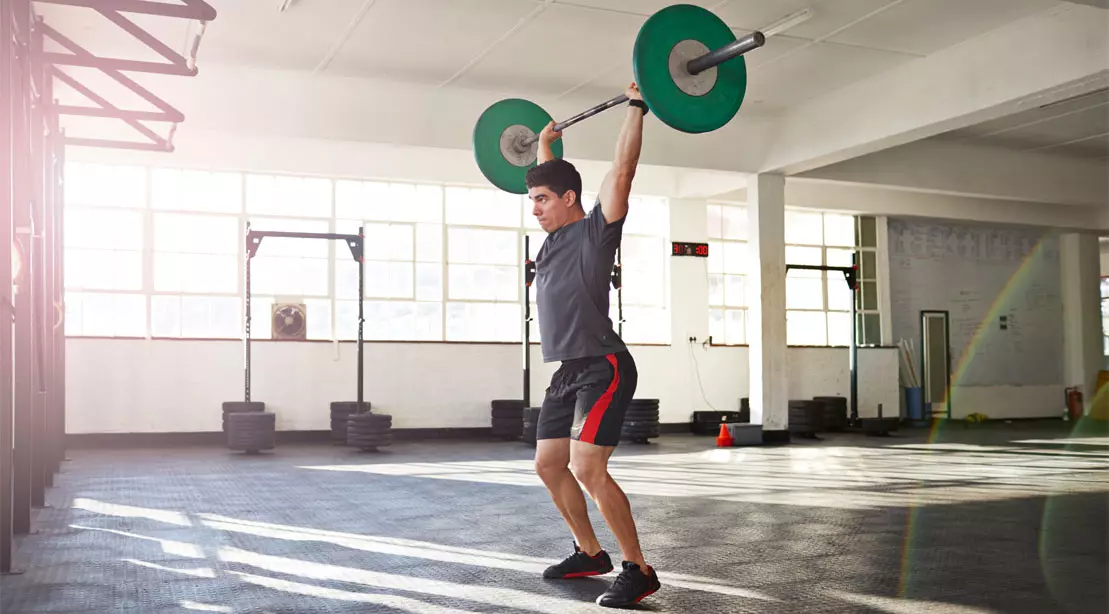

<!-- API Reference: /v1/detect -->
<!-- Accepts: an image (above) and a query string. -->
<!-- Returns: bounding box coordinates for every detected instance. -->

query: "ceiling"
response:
[34,0,1067,114]
[935,88,1109,159]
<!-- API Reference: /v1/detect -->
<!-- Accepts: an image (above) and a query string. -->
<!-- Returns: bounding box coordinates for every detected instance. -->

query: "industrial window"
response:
[707,204,880,347]
[61,162,669,344]
[1101,276,1109,357]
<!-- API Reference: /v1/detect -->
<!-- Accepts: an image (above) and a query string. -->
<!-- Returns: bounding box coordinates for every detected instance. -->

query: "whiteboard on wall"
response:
[888,219,1063,387]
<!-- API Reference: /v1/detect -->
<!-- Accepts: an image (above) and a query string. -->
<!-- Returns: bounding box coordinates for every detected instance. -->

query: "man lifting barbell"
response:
[526,82,660,609]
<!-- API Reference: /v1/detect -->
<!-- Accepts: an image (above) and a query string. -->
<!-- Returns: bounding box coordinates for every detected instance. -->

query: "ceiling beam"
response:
[759,2,1109,176]
[798,139,1109,208]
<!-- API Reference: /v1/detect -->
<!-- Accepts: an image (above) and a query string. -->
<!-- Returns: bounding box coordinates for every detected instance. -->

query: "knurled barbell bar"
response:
[473,4,766,194]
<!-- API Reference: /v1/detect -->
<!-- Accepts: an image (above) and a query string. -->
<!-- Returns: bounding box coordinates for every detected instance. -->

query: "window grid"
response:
[707,204,881,347]
[62,162,672,345]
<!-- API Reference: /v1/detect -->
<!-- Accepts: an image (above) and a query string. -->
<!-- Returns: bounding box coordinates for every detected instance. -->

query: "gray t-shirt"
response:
[534,201,628,363]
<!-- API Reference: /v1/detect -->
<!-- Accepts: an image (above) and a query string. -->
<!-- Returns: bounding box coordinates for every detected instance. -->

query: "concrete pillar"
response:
[1060,233,1103,411]
[747,174,789,437]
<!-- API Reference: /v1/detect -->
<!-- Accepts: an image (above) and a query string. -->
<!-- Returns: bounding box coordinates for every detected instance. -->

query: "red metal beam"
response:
[38,52,196,76]
[33,0,216,22]
[97,8,187,67]
[53,104,182,122]
[64,137,172,151]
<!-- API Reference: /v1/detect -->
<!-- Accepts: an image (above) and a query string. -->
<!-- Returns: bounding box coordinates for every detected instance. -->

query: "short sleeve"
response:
[585,199,624,251]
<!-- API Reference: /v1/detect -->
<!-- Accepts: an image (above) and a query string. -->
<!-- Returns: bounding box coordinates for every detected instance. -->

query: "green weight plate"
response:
[633,4,747,133]
[473,98,564,194]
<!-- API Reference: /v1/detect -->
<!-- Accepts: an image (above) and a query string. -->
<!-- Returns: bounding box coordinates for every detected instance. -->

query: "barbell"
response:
[473,4,765,194]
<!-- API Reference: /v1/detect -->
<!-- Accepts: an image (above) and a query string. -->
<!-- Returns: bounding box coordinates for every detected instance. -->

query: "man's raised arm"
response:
[599,82,645,224]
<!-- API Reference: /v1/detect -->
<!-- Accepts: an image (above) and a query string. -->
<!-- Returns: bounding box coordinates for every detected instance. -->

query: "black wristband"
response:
[629,99,649,116]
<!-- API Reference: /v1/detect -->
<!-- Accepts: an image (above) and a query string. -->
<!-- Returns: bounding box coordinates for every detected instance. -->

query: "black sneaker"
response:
[543,543,614,579]
[596,561,661,608]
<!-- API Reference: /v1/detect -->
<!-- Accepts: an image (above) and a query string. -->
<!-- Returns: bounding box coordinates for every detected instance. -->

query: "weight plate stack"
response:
[788,400,825,438]
[330,401,371,443]
[813,396,848,432]
[622,398,660,444]
[226,411,276,454]
[222,401,264,434]
[522,406,540,446]
[346,412,392,452]
[491,399,526,440]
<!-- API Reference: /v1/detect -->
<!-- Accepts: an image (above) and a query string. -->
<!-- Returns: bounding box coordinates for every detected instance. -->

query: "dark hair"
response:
[525,158,582,208]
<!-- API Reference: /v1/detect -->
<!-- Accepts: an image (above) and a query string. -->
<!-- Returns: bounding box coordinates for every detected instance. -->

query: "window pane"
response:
[416,224,442,262]
[857,280,878,310]
[335,259,360,300]
[64,248,142,291]
[725,308,747,345]
[155,253,237,293]
[365,261,413,299]
[448,228,516,265]
[707,241,724,274]
[622,236,663,268]
[787,276,824,310]
[786,245,822,277]
[623,306,669,344]
[720,205,748,241]
[722,241,748,274]
[827,311,851,346]
[363,223,413,262]
[823,214,855,247]
[708,274,724,306]
[787,310,827,346]
[247,218,329,258]
[64,163,146,208]
[151,295,241,338]
[1100,278,1109,298]
[65,292,146,337]
[445,187,520,227]
[152,168,242,213]
[154,213,239,254]
[251,257,328,297]
[709,308,725,343]
[65,209,143,250]
[623,197,668,236]
[246,174,331,217]
[446,302,520,342]
[724,274,745,307]
[448,264,517,301]
[827,273,853,311]
[858,216,877,248]
[826,248,854,268]
[337,181,442,223]
[861,250,877,280]
[859,313,882,346]
[706,205,722,239]
[622,266,663,306]
[416,263,442,301]
[785,211,823,245]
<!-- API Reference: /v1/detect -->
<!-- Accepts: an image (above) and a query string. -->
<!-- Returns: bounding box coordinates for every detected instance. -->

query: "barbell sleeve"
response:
[517,93,630,148]
[686,31,766,75]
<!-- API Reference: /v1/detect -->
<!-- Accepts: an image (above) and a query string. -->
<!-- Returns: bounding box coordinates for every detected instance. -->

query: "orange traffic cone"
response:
[716,423,734,447]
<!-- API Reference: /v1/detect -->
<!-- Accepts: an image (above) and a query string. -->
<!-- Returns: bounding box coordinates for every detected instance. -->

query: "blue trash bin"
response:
[905,387,924,422]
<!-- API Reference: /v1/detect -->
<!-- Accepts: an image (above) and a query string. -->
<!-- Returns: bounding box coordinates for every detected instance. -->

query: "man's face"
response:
[528,185,577,233]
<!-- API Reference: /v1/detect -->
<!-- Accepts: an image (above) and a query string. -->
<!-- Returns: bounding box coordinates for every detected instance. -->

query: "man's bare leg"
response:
[535,437,603,555]
[568,440,646,569]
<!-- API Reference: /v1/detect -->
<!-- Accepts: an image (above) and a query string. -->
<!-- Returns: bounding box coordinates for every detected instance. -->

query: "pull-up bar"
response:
[786,259,861,424]
[242,224,367,411]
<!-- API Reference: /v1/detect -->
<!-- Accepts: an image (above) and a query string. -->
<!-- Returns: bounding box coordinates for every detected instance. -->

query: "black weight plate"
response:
[223,401,265,414]
[492,407,524,419]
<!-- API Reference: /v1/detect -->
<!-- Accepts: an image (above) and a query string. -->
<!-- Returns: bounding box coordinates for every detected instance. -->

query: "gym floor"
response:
[1,422,1107,613]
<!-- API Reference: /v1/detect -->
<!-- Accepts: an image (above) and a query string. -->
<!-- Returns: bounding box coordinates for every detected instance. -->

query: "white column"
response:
[747,174,788,433]
[1060,233,1102,411]
[668,199,711,415]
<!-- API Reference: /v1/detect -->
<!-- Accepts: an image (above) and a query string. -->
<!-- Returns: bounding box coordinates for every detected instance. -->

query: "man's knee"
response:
[569,455,609,492]
[535,443,570,483]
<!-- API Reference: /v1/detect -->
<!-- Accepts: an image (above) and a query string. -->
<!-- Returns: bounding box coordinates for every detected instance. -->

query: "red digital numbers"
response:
[695,244,709,257]
[671,242,709,258]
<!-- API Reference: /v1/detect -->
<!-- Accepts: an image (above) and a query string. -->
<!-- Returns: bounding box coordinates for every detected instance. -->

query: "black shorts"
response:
[537,351,638,447]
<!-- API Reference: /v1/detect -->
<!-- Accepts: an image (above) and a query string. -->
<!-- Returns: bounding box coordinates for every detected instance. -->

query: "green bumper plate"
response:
[473,98,564,194]
[633,4,747,133]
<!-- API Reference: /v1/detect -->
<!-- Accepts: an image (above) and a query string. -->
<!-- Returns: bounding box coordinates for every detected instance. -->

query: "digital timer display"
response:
[672,241,709,258]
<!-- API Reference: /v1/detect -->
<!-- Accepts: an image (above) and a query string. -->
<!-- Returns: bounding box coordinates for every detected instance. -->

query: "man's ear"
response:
[562,189,578,209]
